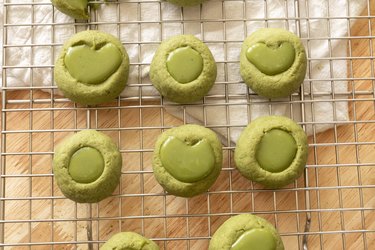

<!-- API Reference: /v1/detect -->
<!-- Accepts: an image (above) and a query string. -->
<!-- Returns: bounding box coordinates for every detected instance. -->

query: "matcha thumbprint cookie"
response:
[209,214,284,250]
[234,116,308,188]
[152,124,222,197]
[166,0,206,7]
[240,28,307,98]
[101,232,159,250]
[53,130,122,203]
[150,35,217,103]
[55,30,129,105]
[51,0,90,20]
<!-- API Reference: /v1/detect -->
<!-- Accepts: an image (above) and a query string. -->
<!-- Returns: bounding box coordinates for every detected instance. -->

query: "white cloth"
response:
[1,0,366,144]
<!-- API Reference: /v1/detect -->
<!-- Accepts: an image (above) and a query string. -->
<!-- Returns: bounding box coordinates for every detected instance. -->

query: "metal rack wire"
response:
[1,0,374,249]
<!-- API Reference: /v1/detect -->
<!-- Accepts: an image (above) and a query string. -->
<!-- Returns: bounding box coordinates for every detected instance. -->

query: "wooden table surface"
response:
[1,3,375,250]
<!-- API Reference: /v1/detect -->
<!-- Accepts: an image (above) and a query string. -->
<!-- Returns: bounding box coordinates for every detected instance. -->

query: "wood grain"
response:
[1,3,375,250]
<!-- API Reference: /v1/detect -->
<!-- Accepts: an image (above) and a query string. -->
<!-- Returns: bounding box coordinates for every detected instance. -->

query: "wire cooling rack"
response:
[1,0,375,249]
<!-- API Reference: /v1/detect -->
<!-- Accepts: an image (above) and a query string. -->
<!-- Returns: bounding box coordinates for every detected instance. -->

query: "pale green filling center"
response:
[64,43,122,85]
[160,136,215,183]
[246,42,295,75]
[166,46,204,83]
[67,0,88,11]
[256,129,297,173]
[231,228,277,250]
[68,147,104,183]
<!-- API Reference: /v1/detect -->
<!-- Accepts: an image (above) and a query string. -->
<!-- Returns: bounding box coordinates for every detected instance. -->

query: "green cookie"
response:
[152,124,222,197]
[51,0,89,20]
[101,232,159,250]
[166,0,206,7]
[54,30,129,105]
[150,35,217,104]
[240,28,307,98]
[53,130,122,203]
[209,214,284,250]
[234,116,308,188]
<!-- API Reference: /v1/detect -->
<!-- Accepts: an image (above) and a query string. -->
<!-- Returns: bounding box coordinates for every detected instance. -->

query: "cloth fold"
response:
[1,0,367,143]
